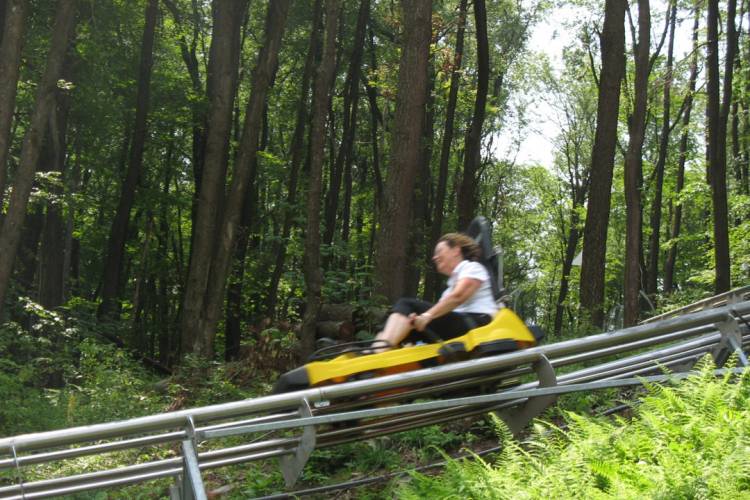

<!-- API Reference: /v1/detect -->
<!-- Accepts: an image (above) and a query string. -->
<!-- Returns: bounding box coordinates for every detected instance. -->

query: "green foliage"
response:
[0,371,65,437]
[0,298,170,436]
[399,358,750,498]
[165,354,259,409]
[63,339,165,425]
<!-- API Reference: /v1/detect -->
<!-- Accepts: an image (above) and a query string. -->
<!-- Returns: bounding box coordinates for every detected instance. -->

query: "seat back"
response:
[465,216,503,301]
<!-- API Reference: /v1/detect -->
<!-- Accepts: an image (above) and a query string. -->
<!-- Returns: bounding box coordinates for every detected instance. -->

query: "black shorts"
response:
[391,297,493,344]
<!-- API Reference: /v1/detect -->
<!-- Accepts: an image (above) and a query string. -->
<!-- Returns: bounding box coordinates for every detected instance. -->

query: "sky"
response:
[508,1,698,168]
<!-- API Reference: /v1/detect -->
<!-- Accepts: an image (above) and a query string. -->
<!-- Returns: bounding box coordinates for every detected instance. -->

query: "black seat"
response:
[465,216,503,301]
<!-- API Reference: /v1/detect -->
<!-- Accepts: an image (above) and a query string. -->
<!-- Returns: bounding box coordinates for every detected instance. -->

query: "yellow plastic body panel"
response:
[305,308,536,386]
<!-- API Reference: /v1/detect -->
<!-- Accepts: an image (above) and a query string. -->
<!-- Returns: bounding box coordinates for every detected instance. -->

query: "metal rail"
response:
[1,299,749,499]
[642,285,750,323]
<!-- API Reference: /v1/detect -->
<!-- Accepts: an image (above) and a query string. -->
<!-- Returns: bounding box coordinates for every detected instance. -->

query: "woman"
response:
[373,232,498,351]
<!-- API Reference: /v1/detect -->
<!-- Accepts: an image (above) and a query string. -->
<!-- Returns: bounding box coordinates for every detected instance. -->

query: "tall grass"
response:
[400,358,750,499]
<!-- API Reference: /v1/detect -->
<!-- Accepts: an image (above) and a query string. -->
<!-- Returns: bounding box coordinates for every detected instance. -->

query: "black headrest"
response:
[465,216,502,300]
[466,216,494,261]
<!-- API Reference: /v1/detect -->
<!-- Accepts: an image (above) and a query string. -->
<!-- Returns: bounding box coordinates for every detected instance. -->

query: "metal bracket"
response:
[171,416,207,500]
[280,398,317,488]
[11,443,26,500]
[712,316,749,367]
[497,354,558,437]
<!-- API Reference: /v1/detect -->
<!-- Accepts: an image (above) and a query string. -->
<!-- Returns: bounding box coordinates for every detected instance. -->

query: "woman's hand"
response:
[410,312,432,332]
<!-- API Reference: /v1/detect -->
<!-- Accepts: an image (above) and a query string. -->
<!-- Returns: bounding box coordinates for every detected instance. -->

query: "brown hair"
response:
[438,233,481,261]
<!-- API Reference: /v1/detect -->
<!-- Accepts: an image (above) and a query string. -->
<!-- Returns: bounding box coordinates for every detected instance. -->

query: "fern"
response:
[399,365,750,498]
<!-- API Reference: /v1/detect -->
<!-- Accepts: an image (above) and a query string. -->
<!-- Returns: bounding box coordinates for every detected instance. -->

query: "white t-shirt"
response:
[439,260,498,316]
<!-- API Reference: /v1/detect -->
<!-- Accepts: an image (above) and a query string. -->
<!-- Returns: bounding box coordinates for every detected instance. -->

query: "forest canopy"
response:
[0,0,748,370]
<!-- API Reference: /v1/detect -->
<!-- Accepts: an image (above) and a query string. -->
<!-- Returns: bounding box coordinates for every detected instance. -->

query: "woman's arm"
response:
[412,277,480,331]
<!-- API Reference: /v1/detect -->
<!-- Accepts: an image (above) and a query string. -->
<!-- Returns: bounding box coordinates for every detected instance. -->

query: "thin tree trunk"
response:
[264,0,323,319]
[706,0,734,293]
[373,0,432,302]
[365,27,384,210]
[199,0,291,357]
[743,4,750,197]
[98,0,159,318]
[579,0,626,329]
[0,0,76,317]
[63,136,82,299]
[225,102,270,360]
[157,140,174,366]
[554,214,581,336]
[426,0,467,302]
[0,0,26,206]
[553,120,591,335]
[131,216,155,352]
[457,0,489,230]
[663,9,699,294]
[742,2,750,197]
[623,0,650,327]
[407,60,435,297]
[322,0,369,251]
[162,0,207,226]
[38,79,71,309]
[730,0,743,195]
[301,0,339,359]
[646,1,676,300]
[179,0,246,358]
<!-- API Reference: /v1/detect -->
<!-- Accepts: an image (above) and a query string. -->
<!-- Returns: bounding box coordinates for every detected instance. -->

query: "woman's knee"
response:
[392,297,419,316]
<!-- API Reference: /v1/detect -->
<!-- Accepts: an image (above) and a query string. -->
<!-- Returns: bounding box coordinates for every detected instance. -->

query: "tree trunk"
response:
[365,27,384,208]
[623,0,650,327]
[162,0,208,229]
[579,0,626,329]
[407,60,435,297]
[663,9,699,294]
[373,0,432,302]
[743,6,750,197]
[0,0,26,207]
[225,102,271,360]
[198,0,291,357]
[554,213,581,336]
[131,216,155,352]
[457,0,489,230]
[706,0,734,294]
[157,142,174,366]
[340,146,353,246]
[646,1,676,300]
[98,0,159,319]
[301,0,339,360]
[264,0,323,319]
[322,0,369,251]
[553,126,591,335]
[426,0,467,302]
[179,0,247,358]
[0,0,76,317]
[38,79,71,309]
[63,136,82,299]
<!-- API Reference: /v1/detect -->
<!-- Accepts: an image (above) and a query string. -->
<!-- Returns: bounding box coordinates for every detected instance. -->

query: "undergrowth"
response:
[5,298,750,498]
[400,358,750,499]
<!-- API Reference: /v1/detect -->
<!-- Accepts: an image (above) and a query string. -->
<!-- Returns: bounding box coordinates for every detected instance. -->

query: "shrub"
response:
[399,358,750,499]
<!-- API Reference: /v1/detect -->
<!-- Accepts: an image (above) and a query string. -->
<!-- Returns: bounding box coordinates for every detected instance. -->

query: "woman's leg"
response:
[373,312,413,350]
[373,298,433,351]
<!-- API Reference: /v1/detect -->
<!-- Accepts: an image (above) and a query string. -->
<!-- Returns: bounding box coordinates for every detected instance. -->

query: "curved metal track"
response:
[1,295,749,499]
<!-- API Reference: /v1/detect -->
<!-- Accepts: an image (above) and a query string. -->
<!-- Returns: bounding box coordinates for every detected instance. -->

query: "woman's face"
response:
[432,241,462,276]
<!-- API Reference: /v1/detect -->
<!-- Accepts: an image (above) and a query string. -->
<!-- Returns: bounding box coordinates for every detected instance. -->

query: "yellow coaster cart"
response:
[273,217,543,394]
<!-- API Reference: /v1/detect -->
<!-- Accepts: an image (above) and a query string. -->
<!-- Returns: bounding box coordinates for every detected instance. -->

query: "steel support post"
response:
[280,399,317,488]
[170,417,207,500]
[497,354,557,436]
[712,316,749,367]
[10,444,26,500]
